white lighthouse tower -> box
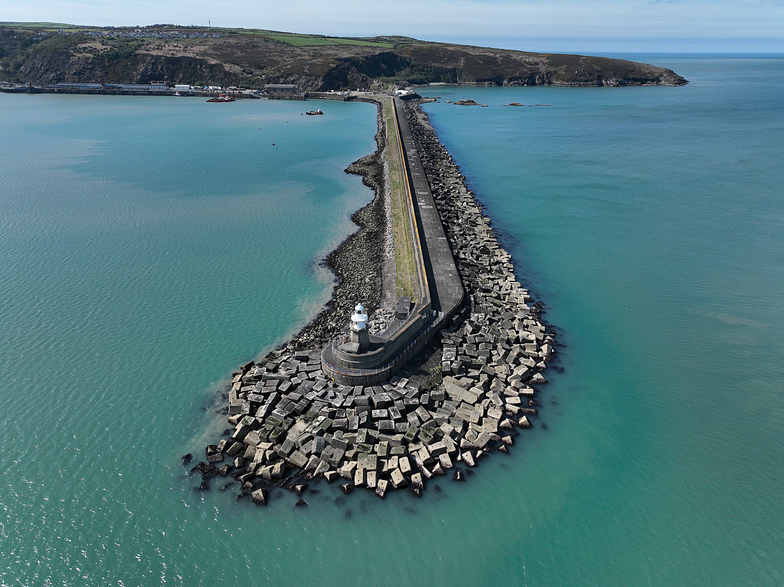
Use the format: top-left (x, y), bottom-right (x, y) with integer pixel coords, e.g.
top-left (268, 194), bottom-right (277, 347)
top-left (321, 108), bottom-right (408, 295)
top-left (349, 303), bottom-right (370, 351)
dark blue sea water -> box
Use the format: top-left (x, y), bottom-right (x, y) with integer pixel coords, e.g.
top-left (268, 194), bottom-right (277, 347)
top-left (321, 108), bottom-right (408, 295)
top-left (1, 56), bottom-right (783, 585)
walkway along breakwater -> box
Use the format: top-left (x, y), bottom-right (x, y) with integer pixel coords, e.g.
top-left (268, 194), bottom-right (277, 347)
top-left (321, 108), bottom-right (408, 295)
top-left (191, 96), bottom-right (556, 505)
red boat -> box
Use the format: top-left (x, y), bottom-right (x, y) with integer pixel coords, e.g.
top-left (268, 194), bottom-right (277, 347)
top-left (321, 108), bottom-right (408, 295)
top-left (207, 94), bottom-right (235, 103)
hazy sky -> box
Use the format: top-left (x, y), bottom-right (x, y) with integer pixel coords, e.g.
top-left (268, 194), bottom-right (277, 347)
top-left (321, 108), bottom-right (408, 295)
top-left (5, 0), bottom-right (784, 52)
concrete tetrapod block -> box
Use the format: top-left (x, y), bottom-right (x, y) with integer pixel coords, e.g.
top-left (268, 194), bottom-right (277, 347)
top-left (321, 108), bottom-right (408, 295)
top-left (376, 441), bottom-right (390, 458)
top-left (366, 470), bottom-right (378, 489)
top-left (314, 460), bottom-right (330, 476)
top-left (387, 455), bottom-right (399, 472)
top-left (339, 460), bottom-right (357, 480)
top-left (362, 453), bottom-right (379, 471)
top-left (286, 450), bottom-right (308, 469)
top-left (486, 406), bottom-right (503, 420)
top-left (416, 447), bottom-right (434, 466)
top-left (428, 441), bottom-right (447, 457)
top-left (438, 453), bottom-right (454, 469)
top-left (474, 432), bottom-right (493, 449)
top-left (271, 461), bottom-right (286, 479)
top-left (503, 403), bottom-right (520, 416)
top-left (353, 468), bottom-right (365, 488)
top-left (442, 436), bottom-right (458, 455)
top-left (390, 468), bottom-right (408, 489)
top-left (304, 455), bottom-right (320, 472)
top-left (251, 488), bottom-right (267, 506)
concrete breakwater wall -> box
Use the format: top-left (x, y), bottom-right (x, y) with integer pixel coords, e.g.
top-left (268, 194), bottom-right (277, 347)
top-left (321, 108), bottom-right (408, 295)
top-left (189, 98), bottom-right (555, 506)
top-left (401, 102), bottom-right (555, 384)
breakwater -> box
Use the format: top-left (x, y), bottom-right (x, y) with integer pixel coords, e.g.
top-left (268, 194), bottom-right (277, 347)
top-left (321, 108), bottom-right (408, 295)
top-left (191, 96), bottom-right (555, 505)
top-left (320, 97), bottom-right (467, 385)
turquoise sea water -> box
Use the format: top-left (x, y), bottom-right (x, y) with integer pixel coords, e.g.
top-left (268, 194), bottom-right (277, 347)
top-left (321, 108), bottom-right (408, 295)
top-left (1, 56), bottom-right (783, 585)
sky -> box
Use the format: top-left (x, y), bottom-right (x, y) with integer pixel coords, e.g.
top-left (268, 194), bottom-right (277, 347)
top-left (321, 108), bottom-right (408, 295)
top-left (4, 0), bottom-right (784, 52)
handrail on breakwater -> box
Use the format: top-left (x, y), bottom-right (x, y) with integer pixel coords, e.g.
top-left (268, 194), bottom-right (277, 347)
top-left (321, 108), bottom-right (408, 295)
top-left (379, 309), bottom-right (415, 340)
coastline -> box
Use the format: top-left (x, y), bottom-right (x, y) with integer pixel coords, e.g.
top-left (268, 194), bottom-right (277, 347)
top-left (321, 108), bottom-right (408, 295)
top-left (192, 95), bottom-right (554, 503)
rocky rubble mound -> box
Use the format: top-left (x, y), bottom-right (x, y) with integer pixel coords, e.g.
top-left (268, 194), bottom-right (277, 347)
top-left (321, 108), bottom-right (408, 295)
top-left (402, 102), bottom-right (555, 384)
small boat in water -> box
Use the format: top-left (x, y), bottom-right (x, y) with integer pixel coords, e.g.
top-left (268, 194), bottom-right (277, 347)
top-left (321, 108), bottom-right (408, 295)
top-left (207, 94), bottom-right (236, 103)
top-left (305, 109), bottom-right (323, 115)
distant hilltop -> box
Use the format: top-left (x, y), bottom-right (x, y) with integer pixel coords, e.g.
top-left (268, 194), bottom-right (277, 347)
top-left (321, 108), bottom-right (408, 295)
top-left (0, 22), bottom-right (688, 90)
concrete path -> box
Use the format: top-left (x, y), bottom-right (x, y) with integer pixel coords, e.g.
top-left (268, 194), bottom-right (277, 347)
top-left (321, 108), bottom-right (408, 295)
top-left (393, 98), bottom-right (464, 317)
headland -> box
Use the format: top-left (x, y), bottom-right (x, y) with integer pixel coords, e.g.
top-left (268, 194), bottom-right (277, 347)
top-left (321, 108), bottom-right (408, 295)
top-left (0, 23), bottom-right (687, 90)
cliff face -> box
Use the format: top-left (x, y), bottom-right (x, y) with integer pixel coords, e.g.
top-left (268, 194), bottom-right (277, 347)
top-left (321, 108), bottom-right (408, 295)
top-left (0, 24), bottom-right (687, 89)
top-left (17, 51), bottom-right (233, 85)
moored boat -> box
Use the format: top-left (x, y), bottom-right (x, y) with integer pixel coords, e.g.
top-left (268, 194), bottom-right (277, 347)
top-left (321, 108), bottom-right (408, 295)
top-left (207, 94), bottom-right (236, 103)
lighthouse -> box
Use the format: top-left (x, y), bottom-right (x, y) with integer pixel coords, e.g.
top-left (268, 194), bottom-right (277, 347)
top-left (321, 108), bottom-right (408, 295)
top-left (349, 303), bottom-right (370, 352)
